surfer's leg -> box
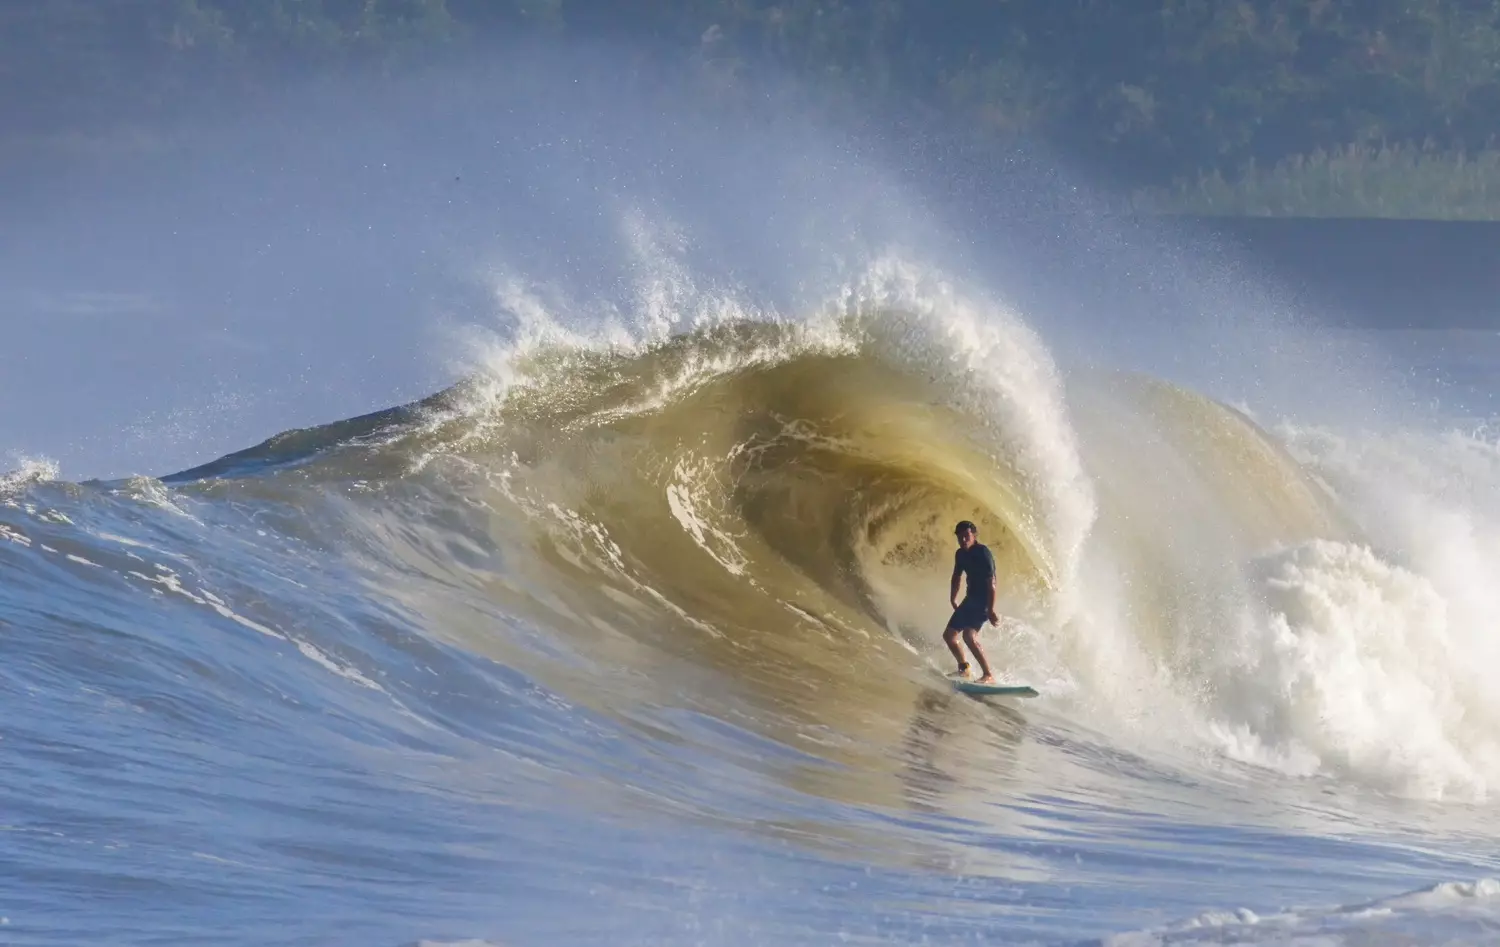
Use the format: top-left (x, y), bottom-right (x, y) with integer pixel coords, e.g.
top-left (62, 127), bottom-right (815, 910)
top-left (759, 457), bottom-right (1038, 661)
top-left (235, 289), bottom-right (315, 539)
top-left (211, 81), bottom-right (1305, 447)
top-left (942, 624), bottom-right (969, 676)
top-left (962, 628), bottom-right (994, 683)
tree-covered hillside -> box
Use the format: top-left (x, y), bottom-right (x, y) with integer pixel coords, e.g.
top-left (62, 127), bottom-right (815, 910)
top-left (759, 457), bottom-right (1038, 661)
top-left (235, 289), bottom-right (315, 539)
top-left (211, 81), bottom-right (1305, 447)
top-left (7, 1), bottom-right (1500, 216)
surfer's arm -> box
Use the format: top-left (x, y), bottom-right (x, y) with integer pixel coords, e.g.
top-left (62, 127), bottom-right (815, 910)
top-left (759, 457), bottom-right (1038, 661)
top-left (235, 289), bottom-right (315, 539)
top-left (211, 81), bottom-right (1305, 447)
top-left (950, 553), bottom-right (962, 609)
top-left (985, 547), bottom-right (999, 622)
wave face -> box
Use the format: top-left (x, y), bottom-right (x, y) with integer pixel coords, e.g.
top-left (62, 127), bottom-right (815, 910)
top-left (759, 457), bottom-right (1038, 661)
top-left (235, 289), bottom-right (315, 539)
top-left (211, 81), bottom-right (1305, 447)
top-left (161, 258), bottom-right (1423, 793)
top-left (10, 151), bottom-right (1500, 945)
top-left (158, 258), bottom-right (1380, 774)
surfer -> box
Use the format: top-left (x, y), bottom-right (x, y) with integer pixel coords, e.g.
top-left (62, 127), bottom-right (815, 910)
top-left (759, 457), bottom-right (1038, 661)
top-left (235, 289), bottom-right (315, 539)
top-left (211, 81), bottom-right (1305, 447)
top-left (945, 520), bottom-right (1000, 683)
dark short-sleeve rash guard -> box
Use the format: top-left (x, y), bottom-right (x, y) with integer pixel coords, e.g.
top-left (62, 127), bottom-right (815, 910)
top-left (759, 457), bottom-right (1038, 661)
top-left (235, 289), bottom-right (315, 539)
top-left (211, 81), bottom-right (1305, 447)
top-left (956, 543), bottom-right (997, 602)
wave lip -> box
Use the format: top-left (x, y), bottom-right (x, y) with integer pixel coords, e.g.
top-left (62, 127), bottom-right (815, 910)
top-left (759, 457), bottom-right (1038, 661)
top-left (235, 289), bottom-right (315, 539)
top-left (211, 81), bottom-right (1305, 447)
top-left (1, 456), bottom-right (59, 494)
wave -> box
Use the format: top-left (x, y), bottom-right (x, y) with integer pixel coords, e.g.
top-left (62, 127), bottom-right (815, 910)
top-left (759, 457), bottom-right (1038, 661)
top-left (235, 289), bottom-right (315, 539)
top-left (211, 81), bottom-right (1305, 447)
top-left (144, 255), bottom-right (1500, 804)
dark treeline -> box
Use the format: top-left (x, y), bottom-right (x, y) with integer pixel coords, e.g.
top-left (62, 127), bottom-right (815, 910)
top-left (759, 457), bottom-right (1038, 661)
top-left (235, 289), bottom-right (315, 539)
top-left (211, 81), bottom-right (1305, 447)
top-left (6, 0), bottom-right (1500, 188)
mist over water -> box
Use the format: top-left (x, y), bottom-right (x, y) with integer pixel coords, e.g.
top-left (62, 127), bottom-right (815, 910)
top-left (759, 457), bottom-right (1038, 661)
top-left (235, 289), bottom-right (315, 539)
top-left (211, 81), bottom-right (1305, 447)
top-left (7, 36), bottom-right (1500, 947)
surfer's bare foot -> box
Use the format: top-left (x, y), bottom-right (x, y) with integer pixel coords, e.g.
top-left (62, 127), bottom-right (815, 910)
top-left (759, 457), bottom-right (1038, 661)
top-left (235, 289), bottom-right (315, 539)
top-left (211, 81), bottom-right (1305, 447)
top-left (976, 675), bottom-right (995, 685)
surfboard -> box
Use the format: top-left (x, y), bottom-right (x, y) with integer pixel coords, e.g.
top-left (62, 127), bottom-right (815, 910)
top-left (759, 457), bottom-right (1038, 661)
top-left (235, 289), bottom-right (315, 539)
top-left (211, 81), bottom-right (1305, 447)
top-left (952, 679), bottom-right (1039, 698)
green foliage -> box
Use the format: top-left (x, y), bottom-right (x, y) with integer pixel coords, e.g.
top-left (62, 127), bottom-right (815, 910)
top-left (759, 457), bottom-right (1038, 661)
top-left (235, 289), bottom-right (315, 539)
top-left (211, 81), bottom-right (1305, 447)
top-left (158, 0), bottom-right (462, 74)
top-left (9, 0), bottom-right (1500, 216)
top-left (1131, 140), bottom-right (1500, 219)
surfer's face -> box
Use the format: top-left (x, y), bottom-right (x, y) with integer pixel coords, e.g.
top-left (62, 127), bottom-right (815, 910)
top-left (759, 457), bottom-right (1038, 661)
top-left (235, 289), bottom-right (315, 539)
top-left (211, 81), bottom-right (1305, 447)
top-left (955, 527), bottom-right (976, 548)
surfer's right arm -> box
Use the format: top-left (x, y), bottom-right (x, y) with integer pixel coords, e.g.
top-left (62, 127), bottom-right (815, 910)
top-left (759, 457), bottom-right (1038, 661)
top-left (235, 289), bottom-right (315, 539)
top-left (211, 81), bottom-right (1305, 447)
top-left (950, 552), bottom-right (962, 610)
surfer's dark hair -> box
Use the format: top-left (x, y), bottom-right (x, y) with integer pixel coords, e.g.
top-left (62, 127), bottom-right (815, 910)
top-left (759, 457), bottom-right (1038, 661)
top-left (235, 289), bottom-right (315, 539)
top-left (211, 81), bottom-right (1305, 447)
top-left (955, 520), bottom-right (977, 534)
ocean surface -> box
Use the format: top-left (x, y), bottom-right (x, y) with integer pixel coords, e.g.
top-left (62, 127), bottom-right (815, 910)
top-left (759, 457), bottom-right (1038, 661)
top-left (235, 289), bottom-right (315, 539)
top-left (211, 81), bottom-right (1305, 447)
top-left (7, 76), bottom-right (1500, 943)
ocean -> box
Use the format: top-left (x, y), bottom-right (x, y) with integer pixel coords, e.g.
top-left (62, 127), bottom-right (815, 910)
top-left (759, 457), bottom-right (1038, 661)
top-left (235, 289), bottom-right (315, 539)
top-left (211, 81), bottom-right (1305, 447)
top-left (6, 71), bottom-right (1500, 947)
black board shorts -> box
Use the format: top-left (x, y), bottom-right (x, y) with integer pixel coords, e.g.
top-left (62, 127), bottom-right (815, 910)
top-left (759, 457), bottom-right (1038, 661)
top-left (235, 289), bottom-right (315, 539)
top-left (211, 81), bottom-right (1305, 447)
top-left (946, 596), bottom-right (991, 631)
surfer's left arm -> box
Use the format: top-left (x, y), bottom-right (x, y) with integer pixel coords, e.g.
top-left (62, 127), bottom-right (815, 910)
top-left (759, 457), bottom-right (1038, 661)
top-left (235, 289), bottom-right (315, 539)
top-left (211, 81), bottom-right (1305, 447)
top-left (985, 546), bottom-right (1000, 625)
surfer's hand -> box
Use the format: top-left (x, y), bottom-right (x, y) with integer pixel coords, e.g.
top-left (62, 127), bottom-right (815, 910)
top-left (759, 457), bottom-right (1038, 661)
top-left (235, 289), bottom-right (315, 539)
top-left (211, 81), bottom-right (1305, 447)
top-left (950, 597), bottom-right (960, 611)
top-left (988, 609), bottom-right (1000, 626)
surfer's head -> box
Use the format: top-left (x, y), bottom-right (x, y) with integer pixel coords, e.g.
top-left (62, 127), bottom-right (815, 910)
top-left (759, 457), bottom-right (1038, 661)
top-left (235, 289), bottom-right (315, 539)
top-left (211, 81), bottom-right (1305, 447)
top-left (954, 521), bottom-right (977, 548)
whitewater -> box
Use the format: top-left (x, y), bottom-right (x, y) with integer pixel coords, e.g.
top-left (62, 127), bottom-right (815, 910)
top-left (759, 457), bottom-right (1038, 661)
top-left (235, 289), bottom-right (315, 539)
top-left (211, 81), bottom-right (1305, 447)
top-left (8, 63), bottom-right (1500, 947)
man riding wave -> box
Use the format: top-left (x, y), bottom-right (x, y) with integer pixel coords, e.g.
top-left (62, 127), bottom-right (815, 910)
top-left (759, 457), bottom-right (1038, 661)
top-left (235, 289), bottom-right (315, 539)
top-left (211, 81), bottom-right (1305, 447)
top-left (944, 520), bottom-right (1000, 684)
